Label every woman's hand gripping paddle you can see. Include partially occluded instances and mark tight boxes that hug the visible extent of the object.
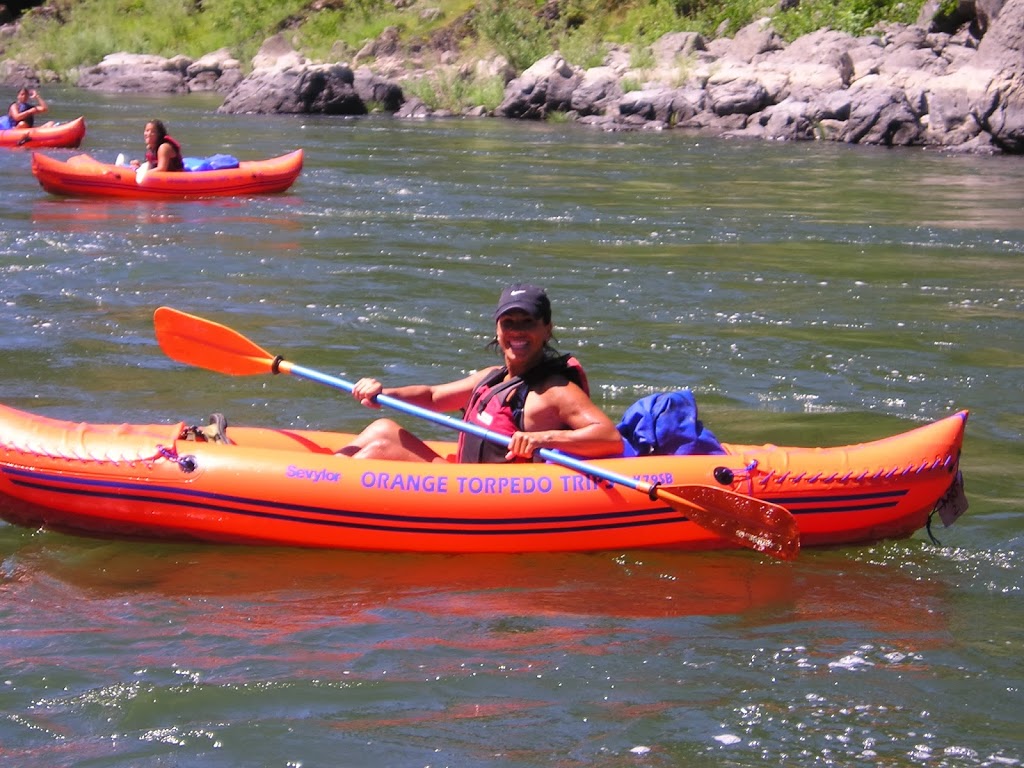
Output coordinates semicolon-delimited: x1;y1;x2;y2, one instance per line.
153;307;800;560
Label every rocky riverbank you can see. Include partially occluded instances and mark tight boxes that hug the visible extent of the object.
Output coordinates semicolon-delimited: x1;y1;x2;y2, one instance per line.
4;0;1023;154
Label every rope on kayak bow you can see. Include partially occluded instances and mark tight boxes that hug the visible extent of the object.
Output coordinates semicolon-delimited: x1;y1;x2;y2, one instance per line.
0;415;186;467
1;436;170;466
752;453;958;487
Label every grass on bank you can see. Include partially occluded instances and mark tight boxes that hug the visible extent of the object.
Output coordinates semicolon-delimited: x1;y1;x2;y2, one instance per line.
6;0;927;103
11;0;308;76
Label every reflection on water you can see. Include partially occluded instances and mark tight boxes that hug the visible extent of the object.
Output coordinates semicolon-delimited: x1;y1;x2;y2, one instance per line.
15;543;796;617
1;534;974;767
29;198;308;231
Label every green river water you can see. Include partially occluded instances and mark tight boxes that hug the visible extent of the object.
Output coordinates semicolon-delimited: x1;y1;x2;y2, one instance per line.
0;87;1020;767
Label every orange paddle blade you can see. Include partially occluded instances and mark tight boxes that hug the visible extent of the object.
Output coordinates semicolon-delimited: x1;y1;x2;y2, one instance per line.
660;484;800;560
154;307;277;376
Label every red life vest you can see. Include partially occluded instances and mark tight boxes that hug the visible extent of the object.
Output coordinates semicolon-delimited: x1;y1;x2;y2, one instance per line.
456;353;590;464
146;135;184;171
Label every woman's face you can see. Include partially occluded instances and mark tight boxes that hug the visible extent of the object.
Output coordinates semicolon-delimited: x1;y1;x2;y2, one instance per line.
496;311;551;371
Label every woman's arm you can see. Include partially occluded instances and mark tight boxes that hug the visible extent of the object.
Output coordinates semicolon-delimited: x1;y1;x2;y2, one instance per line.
515;381;624;459
352;367;499;413
155;142;176;172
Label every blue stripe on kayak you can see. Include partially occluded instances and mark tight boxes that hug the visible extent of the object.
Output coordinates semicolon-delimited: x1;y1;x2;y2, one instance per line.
770;490;908;503
3;467;685;534
763;489;908;514
45;173;296;198
2;467;920;536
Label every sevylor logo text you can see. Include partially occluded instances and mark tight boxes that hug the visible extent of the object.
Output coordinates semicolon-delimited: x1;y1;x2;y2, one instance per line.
286;465;341;483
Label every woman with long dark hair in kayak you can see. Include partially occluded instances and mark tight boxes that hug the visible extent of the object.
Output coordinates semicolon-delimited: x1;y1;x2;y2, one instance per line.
130;119;184;172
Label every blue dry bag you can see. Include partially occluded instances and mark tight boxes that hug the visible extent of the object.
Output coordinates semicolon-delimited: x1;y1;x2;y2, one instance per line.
183;154;240;172
617;390;726;457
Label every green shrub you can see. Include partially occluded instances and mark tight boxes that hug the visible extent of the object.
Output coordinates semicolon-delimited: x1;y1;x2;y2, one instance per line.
7;0;309;75
617;0;685;45
688;0;772;37
557;19;609;68
629;43;655;70
403;71;507;112
296;5;415;62
773;0;925;40
473;0;551;72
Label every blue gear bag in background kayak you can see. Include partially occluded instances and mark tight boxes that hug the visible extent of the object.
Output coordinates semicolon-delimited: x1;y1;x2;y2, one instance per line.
183;153;240;172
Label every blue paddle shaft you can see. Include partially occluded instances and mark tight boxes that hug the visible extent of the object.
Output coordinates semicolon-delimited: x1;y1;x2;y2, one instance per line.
285;362;645;494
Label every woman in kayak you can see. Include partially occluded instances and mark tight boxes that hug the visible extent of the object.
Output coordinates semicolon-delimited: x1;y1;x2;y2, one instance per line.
130;119;184;172
338;283;624;463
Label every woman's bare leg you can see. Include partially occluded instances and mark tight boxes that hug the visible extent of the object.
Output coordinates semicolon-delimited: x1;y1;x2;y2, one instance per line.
336;418;443;462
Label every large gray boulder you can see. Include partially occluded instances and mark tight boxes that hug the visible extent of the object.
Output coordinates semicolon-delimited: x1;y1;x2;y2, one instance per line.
495;54;583;119
217;36;402;115
77;53;190;93
570;66;622;117
217;62;366;115
185;48;243;93
0;59;40;87
974;0;1024;150
75;50;241;94
844;80;924;145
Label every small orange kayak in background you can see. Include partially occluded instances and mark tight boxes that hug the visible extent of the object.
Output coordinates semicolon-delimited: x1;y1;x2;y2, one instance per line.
31;148;303;198
0;116;86;149
0;402;968;554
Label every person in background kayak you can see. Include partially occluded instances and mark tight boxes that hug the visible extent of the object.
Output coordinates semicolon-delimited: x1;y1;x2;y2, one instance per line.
8;86;51;129
338;283;624;463
130;119;184;172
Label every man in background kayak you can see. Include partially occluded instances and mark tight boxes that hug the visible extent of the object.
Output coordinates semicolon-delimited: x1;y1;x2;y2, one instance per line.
338;284;624;463
7;86;52;129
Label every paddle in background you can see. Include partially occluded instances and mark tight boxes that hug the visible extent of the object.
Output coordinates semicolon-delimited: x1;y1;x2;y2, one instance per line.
153;307;800;560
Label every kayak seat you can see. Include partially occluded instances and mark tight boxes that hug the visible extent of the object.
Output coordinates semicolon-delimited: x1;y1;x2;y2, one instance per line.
182;413;233;444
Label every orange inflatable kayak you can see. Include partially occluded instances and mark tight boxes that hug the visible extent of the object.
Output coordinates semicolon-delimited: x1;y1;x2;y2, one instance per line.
31;148;303;198
0;116;86;149
0;402;968;554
